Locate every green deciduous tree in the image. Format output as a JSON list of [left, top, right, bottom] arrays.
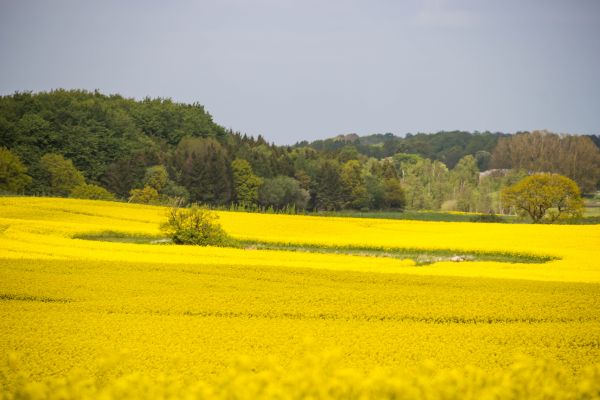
[[341, 160, 369, 209], [383, 178, 406, 210], [0, 147, 31, 193], [501, 173, 583, 223], [475, 150, 491, 171], [294, 170, 311, 191], [450, 155, 479, 212], [232, 159, 263, 206], [143, 164, 191, 204], [259, 176, 309, 210], [0, 90, 225, 185], [161, 182, 190, 204], [491, 131, 600, 193], [39, 153, 85, 196], [70, 183, 115, 200], [161, 205, 230, 246], [337, 145, 361, 163], [395, 154, 449, 211], [144, 165, 169, 192], [128, 186, 160, 204]]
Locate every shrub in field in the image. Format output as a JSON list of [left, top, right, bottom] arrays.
[[70, 183, 115, 200], [128, 186, 160, 204], [501, 173, 583, 223], [161, 205, 230, 246]]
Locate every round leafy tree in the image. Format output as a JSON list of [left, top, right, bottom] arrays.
[[128, 186, 160, 204], [161, 205, 230, 246], [501, 173, 583, 223]]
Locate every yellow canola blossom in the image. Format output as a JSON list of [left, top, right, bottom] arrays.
[[1, 197, 600, 399], [1, 197, 599, 282], [3, 350, 600, 400]]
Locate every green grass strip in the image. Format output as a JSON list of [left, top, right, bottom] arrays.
[[74, 231, 558, 266], [232, 240, 556, 265]]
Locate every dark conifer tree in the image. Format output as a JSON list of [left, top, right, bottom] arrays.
[[314, 160, 345, 211]]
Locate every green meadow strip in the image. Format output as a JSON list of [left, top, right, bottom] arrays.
[[74, 231, 557, 266], [233, 240, 557, 265]]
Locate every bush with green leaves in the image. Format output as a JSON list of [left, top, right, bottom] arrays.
[[70, 183, 115, 200], [128, 186, 160, 204], [161, 205, 231, 246], [0, 147, 31, 193]]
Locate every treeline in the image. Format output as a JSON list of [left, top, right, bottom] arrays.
[[296, 131, 503, 169], [1, 90, 599, 213]]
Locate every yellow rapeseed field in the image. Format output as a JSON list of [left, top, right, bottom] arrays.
[[1, 197, 599, 399]]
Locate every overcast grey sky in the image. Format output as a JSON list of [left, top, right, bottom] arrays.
[[1, 0, 599, 144]]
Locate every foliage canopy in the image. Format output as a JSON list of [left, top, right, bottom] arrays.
[[161, 205, 230, 246], [491, 131, 600, 193], [501, 173, 583, 223], [0, 147, 31, 193], [39, 153, 85, 196], [259, 175, 309, 210], [2, 90, 599, 215], [232, 158, 262, 206], [70, 183, 115, 200], [128, 186, 160, 204]]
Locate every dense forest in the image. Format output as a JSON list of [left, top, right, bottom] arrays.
[[1, 89, 599, 213], [295, 131, 504, 169]]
